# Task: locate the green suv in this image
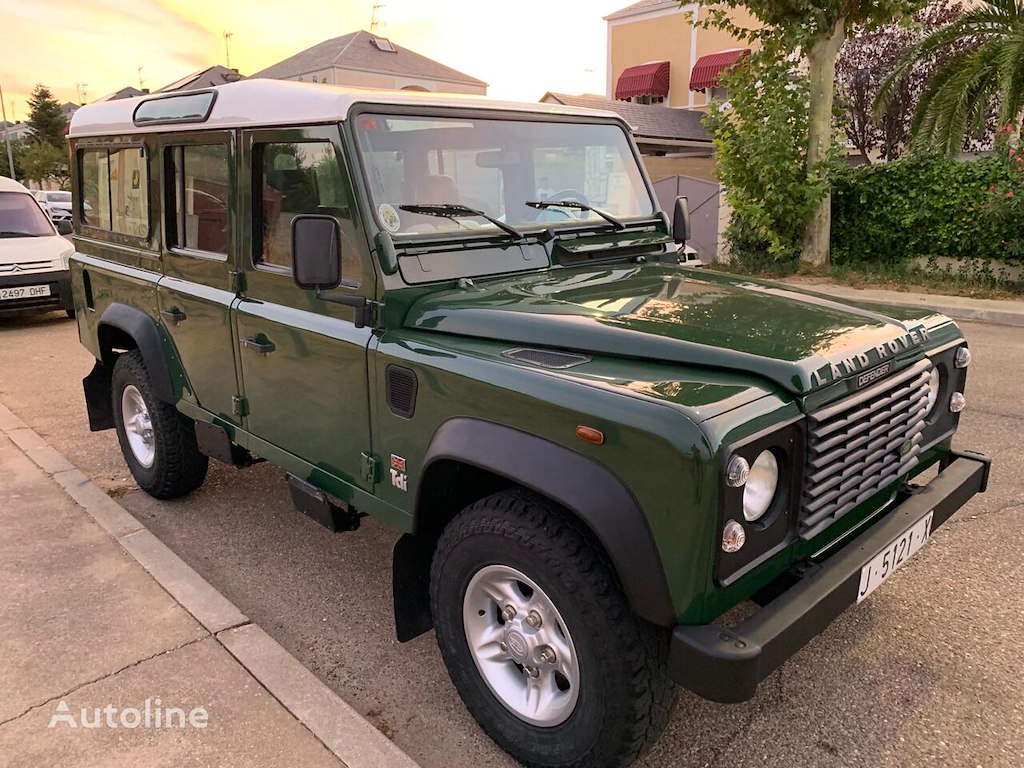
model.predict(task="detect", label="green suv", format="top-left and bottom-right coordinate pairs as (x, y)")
top-left (67, 81), bottom-right (990, 768)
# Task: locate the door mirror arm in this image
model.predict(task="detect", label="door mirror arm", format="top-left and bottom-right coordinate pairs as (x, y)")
top-left (314, 289), bottom-right (371, 329)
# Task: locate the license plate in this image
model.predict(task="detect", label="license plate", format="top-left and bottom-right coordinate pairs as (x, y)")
top-left (0, 284), bottom-right (51, 301)
top-left (857, 511), bottom-right (933, 603)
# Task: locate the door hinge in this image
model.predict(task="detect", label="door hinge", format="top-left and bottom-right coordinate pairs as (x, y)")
top-left (229, 270), bottom-right (246, 293)
top-left (232, 395), bottom-right (249, 418)
top-left (360, 452), bottom-right (379, 484)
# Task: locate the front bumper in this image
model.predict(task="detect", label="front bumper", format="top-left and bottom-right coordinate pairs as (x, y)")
top-left (669, 450), bottom-right (991, 703)
top-left (0, 269), bottom-right (72, 314)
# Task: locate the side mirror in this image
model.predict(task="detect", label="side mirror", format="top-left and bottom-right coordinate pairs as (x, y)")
top-left (55, 220), bottom-right (73, 236)
top-left (292, 215), bottom-right (341, 290)
top-left (672, 196), bottom-right (690, 244)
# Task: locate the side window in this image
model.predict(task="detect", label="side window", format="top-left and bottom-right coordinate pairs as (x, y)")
top-left (166, 144), bottom-right (230, 256)
top-left (256, 141), bottom-right (357, 283)
top-left (79, 147), bottom-right (149, 237)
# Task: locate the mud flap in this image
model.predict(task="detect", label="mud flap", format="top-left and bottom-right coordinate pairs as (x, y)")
top-left (83, 360), bottom-right (114, 431)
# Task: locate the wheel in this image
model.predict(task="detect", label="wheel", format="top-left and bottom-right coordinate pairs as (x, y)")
top-left (430, 489), bottom-right (675, 768)
top-left (111, 350), bottom-right (208, 499)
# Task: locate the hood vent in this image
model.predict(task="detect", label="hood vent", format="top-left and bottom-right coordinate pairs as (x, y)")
top-left (386, 365), bottom-right (418, 418)
top-left (502, 348), bottom-right (591, 369)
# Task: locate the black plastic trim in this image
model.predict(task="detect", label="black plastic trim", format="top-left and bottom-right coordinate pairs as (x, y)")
top-left (416, 417), bottom-right (676, 626)
top-left (97, 303), bottom-right (174, 403)
top-left (668, 451), bottom-right (989, 703)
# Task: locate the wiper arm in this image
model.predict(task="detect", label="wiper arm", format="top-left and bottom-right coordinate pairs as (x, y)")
top-left (398, 203), bottom-right (525, 241)
top-left (526, 199), bottom-right (625, 230)
top-left (0, 231), bottom-right (40, 238)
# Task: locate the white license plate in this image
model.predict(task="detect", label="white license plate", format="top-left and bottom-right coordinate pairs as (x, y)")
top-left (857, 511), bottom-right (933, 603)
top-left (0, 284), bottom-right (51, 301)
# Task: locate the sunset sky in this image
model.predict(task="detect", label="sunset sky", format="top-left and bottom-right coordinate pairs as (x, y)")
top-left (1, 0), bottom-right (633, 122)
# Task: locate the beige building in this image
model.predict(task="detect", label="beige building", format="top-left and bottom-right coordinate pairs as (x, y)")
top-left (605, 0), bottom-right (758, 109)
top-left (252, 30), bottom-right (487, 95)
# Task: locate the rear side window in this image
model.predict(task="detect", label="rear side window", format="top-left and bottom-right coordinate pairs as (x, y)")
top-left (256, 141), bottom-right (353, 278)
top-left (166, 144), bottom-right (230, 255)
top-left (79, 147), bottom-right (149, 238)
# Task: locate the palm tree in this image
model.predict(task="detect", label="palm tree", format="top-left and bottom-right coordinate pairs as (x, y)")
top-left (876, 0), bottom-right (1024, 155)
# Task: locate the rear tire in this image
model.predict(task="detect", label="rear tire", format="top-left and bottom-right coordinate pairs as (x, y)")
top-left (111, 350), bottom-right (208, 499)
top-left (430, 489), bottom-right (675, 768)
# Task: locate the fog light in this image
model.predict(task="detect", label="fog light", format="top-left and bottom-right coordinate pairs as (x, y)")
top-left (726, 455), bottom-right (750, 487)
top-left (722, 520), bottom-right (746, 552)
top-left (949, 391), bottom-right (966, 413)
top-left (954, 346), bottom-right (971, 368)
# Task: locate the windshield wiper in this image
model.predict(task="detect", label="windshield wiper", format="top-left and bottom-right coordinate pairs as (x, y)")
top-left (0, 231), bottom-right (41, 238)
top-left (526, 200), bottom-right (625, 230)
top-left (398, 203), bottom-right (525, 241)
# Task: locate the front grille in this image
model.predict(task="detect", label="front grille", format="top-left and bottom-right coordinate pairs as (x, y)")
top-left (801, 359), bottom-right (932, 538)
top-left (0, 260), bottom-right (57, 275)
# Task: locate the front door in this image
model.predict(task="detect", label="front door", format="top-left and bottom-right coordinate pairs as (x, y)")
top-left (156, 132), bottom-right (241, 423)
top-left (235, 125), bottom-right (375, 494)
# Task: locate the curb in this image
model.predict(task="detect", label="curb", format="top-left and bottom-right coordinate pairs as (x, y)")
top-left (0, 401), bottom-right (420, 768)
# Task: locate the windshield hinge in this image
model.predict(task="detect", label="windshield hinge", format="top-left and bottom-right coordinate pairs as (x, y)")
top-left (360, 452), bottom-right (380, 485)
top-left (232, 395), bottom-right (249, 418)
top-left (229, 270), bottom-right (246, 294)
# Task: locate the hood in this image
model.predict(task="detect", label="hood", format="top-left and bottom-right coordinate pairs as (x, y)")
top-left (404, 266), bottom-right (945, 395)
top-left (0, 233), bottom-right (71, 267)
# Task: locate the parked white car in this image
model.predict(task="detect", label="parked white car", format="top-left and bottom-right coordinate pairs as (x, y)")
top-left (32, 189), bottom-right (74, 221)
top-left (1, 176), bottom-right (76, 316)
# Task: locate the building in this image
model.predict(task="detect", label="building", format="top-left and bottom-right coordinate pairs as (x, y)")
top-left (252, 30), bottom-right (486, 95)
top-left (605, 0), bottom-right (757, 110)
top-left (0, 121), bottom-right (33, 142)
top-left (94, 86), bottom-right (148, 102)
top-left (156, 65), bottom-right (244, 93)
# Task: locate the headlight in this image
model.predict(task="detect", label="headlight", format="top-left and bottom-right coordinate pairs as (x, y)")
top-left (59, 249), bottom-right (73, 270)
top-left (925, 367), bottom-right (940, 414)
top-left (743, 449), bottom-right (779, 522)
top-left (954, 346), bottom-right (971, 368)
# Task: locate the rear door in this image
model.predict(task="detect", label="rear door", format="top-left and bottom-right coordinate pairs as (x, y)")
top-left (156, 132), bottom-right (241, 423)
top-left (235, 124), bottom-right (375, 492)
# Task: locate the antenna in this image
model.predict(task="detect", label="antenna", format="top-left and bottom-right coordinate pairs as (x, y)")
top-left (370, 3), bottom-right (386, 32)
top-left (224, 31), bottom-right (234, 69)
top-left (76, 82), bottom-right (88, 103)
top-left (137, 66), bottom-right (145, 91)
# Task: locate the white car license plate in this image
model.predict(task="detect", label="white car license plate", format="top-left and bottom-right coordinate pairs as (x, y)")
top-left (0, 284), bottom-right (51, 301)
top-left (857, 511), bottom-right (933, 603)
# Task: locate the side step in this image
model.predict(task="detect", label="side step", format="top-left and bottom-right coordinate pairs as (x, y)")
top-left (286, 473), bottom-right (365, 532)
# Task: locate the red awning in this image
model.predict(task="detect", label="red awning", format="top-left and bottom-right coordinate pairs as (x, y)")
top-left (689, 49), bottom-right (750, 91)
top-left (615, 61), bottom-right (670, 100)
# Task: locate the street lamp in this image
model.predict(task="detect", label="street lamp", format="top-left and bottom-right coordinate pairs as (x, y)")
top-left (0, 80), bottom-right (16, 181)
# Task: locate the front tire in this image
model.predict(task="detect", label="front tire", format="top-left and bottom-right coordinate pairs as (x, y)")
top-left (111, 350), bottom-right (208, 499)
top-left (430, 490), bottom-right (675, 768)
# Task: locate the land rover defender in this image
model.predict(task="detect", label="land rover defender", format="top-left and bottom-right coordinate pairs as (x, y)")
top-left (67, 81), bottom-right (989, 767)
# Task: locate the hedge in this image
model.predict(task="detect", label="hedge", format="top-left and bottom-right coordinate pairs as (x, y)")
top-left (830, 155), bottom-right (1020, 266)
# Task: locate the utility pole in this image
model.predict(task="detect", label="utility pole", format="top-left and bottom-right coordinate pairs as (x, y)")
top-left (0, 81), bottom-right (16, 181)
top-left (224, 31), bottom-right (233, 69)
top-left (370, 3), bottom-right (386, 33)
top-left (137, 66), bottom-right (145, 91)
top-left (76, 82), bottom-right (88, 103)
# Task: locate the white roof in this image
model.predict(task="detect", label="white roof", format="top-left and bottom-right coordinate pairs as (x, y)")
top-left (69, 79), bottom-right (620, 138)
top-left (0, 176), bottom-right (29, 193)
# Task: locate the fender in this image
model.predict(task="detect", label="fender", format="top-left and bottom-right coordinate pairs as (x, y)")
top-left (97, 303), bottom-right (175, 404)
top-left (412, 418), bottom-right (676, 628)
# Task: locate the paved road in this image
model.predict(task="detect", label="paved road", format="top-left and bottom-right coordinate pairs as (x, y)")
top-left (1, 310), bottom-right (1021, 768)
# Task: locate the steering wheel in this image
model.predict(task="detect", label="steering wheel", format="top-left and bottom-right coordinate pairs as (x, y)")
top-left (535, 189), bottom-right (590, 222)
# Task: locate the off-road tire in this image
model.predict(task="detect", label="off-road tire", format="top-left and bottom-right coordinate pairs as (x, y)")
top-left (430, 489), bottom-right (676, 768)
top-left (111, 350), bottom-right (208, 499)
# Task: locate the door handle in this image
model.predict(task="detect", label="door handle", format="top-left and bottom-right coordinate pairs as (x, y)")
top-left (240, 336), bottom-right (276, 356)
top-left (160, 307), bottom-right (187, 326)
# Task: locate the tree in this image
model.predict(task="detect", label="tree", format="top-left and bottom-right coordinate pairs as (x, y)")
top-left (20, 142), bottom-right (69, 190)
top-left (837, 0), bottom-right (965, 162)
top-left (877, 0), bottom-right (1024, 155)
top-left (703, 0), bottom-right (924, 265)
top-left (26, 84), bottom-right (67, 151)
top-left (0, 137), bottom-right (24, 179)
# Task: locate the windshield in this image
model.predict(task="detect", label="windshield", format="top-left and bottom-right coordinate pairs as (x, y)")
top-left (46, 192), bottom-right (72, 203)
top-left (0, 192), bottom-right (55, 237)
top-left (354, 113), bottom-right (655, 238)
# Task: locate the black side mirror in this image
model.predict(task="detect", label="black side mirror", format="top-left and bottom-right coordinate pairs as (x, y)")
top-left (292, 215), bottom-right (341, 290)
top-left (55, 220), bottom-right (73, 236)
top-left (672, 196), bottom-right (690, 244)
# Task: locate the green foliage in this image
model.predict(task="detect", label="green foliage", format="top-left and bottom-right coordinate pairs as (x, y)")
top-left (876, 0), bottom-right (1024, 155)
top-left (831, 153), bottom-right (1022, 266)
top-left (706, 46), bottom-right (832, 268)
top-left (26, 84), bottom-right (67, 151)
top-left (0, 137), bottom-right (24, 179)
top-left (20, 142), bottom-right (69, 189)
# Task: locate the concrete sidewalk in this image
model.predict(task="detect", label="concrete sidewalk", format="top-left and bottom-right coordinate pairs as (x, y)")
top-left (0, 404), bottom-right (419, 768)
top-left (779, 278), bottom-right (1024, 327)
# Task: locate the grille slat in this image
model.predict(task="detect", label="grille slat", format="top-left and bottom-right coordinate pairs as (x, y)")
top-left (800, 359), bottom-right (932, 538)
